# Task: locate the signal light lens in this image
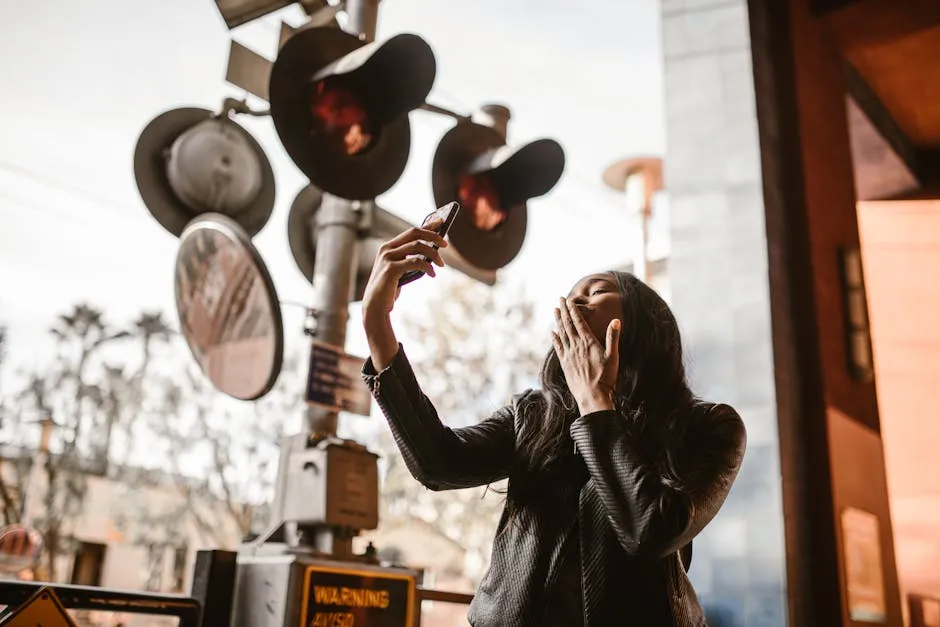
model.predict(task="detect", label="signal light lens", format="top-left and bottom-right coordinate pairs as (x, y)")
top-left (309, 80), bottom-right (373, 156)
top-left (459, 173), bottom-right (506, 232)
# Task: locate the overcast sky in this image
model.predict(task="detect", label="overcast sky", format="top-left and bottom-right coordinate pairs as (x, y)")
top-left (0, 0), bottom-right (668, 382)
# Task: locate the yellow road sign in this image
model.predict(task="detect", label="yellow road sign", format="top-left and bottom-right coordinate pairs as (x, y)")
top-left (299, 563), bottom-right (416, 627)
top-left (0, 586), bottom-right (78, 627)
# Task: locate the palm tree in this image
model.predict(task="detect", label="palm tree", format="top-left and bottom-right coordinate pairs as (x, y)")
top-left (132, 312), bottom-right (174, 369)
top-left (101, 312), bottom-right (175, 468)
top-left (5, 305), bottom-right (175, 579)
top-left (49, 305), bottom-right (129, 448)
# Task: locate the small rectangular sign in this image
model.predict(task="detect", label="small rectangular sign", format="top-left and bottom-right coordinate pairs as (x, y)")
top-left (305, 342), bottom-right (373, 417)
top-left (215, 0), bottom-right (293, 29)
top-left (299, 564), bottom-right (415, 627)
top-left (225, 40), bottom-right (272, 102)
top-left (841, 507), bottom-right (887, 623)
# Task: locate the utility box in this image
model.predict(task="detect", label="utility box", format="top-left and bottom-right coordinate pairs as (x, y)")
top-left (281, 442), bottom-right (379, 530)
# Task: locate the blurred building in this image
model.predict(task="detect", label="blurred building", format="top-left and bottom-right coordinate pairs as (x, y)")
top-left (658, 0), bottom-right (940, 623)
top-left (857, 199), bottom-right (940, 610)
top-left (0, 442), bottom-right (244, 625)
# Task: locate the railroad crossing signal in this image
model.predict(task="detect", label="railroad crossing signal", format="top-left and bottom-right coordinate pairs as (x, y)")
top-left (432, 121), bottom-right (565, 270)
top-left (269, 27), bottom-right (436, 200)
top-left (134, 7), bottom-right (567, 395)
top-left (133, 107), bottom-right (276, 237)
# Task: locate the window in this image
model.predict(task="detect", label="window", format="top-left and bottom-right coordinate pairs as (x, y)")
top-left (145, 545), bottom-right (164, 592)
top-left (171, 546), bottom-right (188, 593)
top-left (70, 542), bottom-right (106, 586)
top-left (839, 248), bottom-right (874, 381)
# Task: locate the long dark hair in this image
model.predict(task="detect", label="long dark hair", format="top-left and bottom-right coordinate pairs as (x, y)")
top-left (507, 271), bottom-right (695, 511)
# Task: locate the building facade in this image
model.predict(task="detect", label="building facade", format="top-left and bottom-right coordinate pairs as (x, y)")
top-left (658, 0), bottom-right (940, 624)
top-left (0, 447), bottom-right (244, 626)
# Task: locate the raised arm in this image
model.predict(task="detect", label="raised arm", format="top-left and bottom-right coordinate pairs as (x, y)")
top-left (363, 345), bottom-right (520, 491)
top-left (570, 402), bottom-right (746, 558)
top-left (359, 216), bottom-right (517, 491)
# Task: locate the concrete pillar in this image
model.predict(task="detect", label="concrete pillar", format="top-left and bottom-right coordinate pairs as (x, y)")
top-left (660, 0), bottom-right (902, 624)
top-left (660, 0), bottom-right (788, 623)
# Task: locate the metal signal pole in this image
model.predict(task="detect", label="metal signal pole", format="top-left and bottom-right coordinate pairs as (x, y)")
top-left (345, 0), bottom-right (379, 42)
top-left (305, 196), bottom-right (365, 438)
top-left (304, 0), bottom-right (379, 439)
top-left (292, 0), bottom-right (381, 560)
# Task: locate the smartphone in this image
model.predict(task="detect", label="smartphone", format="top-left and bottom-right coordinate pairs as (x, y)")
top-left (398, 201), bottom-right (461, 287)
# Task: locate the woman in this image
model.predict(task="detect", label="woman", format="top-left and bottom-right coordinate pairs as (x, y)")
top-left (360, 221), bottom-right (747, 626)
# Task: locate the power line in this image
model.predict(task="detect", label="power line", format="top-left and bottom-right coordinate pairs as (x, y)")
top-left (0, 157), bottom-right (148, 227)
top-left (0, 189), bottom-right (89, 225)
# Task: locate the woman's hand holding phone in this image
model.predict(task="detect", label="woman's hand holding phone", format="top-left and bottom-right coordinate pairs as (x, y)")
top-left (362, 219), bottom-right (448, 369)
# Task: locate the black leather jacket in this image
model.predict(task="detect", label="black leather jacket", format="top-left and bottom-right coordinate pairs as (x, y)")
top-left (363, 344), bottom-right (747, 627)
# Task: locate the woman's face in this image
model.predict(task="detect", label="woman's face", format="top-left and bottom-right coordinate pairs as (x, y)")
top-left (566, 273), bottom-right (623, 343)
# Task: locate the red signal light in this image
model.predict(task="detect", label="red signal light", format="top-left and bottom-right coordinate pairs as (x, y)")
top-left (309, 80), bottom-right (374, 156)
top-left (458, 173), bottom-right (506, 232)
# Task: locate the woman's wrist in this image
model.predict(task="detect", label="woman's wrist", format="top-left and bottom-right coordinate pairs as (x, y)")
top-left (576, 385), bottom-right (615, 415)
top-left (362, 304), bottom-right (388, 330)
top-left (362, 309), bottom-right (399, 371)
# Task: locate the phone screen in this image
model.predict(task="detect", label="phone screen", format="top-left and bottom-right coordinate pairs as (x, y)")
top-left (398, 201), bottom-right (461, 287)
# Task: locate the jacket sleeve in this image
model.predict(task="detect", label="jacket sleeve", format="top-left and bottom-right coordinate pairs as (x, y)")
top-left (569, 402), bottom-right (746, 559)
top-left (362, 343), bottom-right (520, 491)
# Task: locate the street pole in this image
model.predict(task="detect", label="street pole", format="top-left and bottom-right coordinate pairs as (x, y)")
top-left (640, 185), bottom-right (652, 286)
top-left (304, 0), bottom-right (380, 441)
top-left (603, 157), bottom-right (663, 287)
top-left (296, 0), bottom-right (381, 557)
top-left (624, 172), bottom-right (651, 285)
top-left (473, 103), bottom-right (511, 141)
top-left (344, 0), bottom-right (380, 42)
top-left (20, 417), bottom-right (55, 527)
top-left (305, 196), bottom-right (363, 438)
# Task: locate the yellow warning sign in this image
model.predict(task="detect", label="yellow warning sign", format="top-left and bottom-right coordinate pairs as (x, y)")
top-left (298, 564), bottom-right (416, 627)
top-left (0, 586), bottom-right (78, 626)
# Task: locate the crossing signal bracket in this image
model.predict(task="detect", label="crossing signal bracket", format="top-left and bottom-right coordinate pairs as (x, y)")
top-left (288, 185), bottom-right (374, 302)
top-left (288, 185), bottom-right (499, 302)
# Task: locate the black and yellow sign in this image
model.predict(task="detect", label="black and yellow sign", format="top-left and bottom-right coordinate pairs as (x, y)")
top-left (299, 564), bottom-right (415, 627)
top-left (0, 586), bottom-right (78, 627)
